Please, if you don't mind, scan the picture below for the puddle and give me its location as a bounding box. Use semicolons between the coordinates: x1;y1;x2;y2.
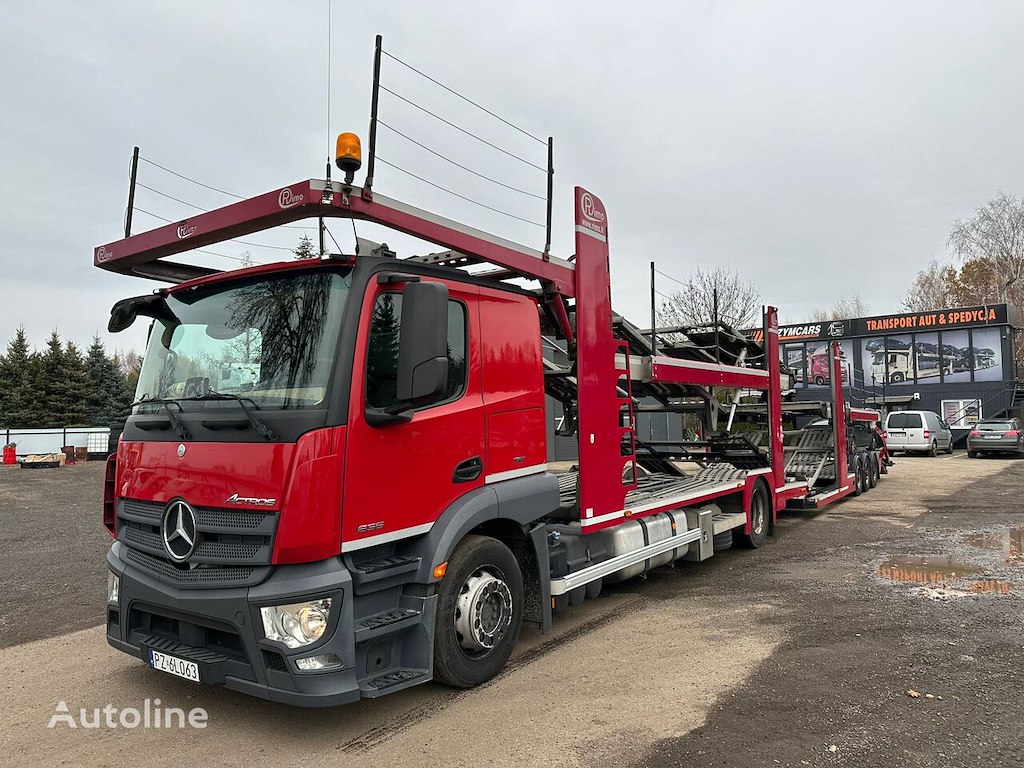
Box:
964;528;1024;566
877;556;1012;597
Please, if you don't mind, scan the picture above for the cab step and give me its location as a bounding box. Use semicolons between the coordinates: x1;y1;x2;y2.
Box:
350;555;421;594
360;667;430;697
355;608;422;643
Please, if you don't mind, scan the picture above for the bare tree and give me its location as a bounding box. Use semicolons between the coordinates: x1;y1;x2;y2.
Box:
809;295;870;321
657;265;761;330
948;191;1024;301
902;259;962;312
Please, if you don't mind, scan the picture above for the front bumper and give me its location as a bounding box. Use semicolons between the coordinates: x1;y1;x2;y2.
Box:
106;542;361;707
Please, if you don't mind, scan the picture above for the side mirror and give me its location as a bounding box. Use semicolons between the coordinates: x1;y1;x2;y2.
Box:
394;281;449;405
108;300;138;333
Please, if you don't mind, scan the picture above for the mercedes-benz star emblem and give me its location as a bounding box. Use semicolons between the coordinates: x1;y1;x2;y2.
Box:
161;500;198;562
177;444;186;459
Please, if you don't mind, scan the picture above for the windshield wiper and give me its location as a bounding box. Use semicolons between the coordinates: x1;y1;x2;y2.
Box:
131;397;192;440
183;393;278;441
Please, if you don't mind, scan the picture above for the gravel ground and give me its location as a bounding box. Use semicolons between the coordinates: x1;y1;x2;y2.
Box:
0;452;1021;767
0;462;110;647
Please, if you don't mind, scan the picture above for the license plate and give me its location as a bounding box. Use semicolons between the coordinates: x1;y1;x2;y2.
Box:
985;434;1002;440
149;650;200;682
889;431;906;436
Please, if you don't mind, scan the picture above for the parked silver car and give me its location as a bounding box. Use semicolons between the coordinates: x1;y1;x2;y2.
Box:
967;418;1024;458
883;410;953;456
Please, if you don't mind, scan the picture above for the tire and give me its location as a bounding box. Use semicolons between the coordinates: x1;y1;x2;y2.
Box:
928;440;937;457
433;535;524;688
739;483;770;549
813;375;826;386
967;450;977;459
852;456;863;496
945;442;954;455
891;372;906;383
868;454;879;488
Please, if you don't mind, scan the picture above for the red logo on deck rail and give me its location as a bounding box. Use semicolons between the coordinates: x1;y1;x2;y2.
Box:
278;188;304;209
96;246;113;262
176;222;197;240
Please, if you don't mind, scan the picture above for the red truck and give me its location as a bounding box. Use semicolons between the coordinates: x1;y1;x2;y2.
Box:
96;134;885;706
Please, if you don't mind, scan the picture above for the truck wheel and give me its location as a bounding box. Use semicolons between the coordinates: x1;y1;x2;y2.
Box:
813;375;826;386
433;535;524;688
852;456;863;496
928;440;937;457
739;484;770;549
860;455;871;492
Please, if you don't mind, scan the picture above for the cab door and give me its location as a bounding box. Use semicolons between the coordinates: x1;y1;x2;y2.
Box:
341;277;484;552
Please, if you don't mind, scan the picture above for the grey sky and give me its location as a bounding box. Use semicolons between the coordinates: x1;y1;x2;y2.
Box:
2;1;1023;357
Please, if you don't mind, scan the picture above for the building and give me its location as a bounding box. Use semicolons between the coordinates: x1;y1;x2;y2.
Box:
751;303;1020;434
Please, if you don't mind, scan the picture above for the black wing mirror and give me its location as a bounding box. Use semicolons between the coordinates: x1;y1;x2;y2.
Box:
394;281;449;404
108;294;179;333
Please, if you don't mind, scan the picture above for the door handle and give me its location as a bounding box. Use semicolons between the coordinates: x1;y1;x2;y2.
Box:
453;456;483;483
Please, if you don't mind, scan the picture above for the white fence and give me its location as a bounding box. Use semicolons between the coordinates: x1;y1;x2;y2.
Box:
2;427;111;457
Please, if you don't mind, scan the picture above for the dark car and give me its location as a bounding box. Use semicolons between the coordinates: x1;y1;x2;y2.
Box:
967;418;1024;458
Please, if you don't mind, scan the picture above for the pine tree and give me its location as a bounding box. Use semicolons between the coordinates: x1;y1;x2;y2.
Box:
294;234;318;260
0;327;36;428
61;341;92;425
86;337;134;426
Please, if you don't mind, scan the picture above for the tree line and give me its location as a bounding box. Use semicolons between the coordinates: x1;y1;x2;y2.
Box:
0;329;139;430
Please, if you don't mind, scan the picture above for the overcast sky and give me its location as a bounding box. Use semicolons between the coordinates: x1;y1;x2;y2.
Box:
3;1;1024;356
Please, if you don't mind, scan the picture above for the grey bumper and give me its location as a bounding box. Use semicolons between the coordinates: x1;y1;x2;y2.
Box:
106;542;361;707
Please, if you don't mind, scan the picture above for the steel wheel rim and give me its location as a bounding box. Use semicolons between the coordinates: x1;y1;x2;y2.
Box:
454;566;513;656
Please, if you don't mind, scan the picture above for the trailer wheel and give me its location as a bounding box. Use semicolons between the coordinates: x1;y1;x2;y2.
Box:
739;484;770;549
433;535;524;688
867;454;879;488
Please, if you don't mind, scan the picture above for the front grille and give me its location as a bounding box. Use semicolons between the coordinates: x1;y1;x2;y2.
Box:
117;498;277;579
124;547;267;588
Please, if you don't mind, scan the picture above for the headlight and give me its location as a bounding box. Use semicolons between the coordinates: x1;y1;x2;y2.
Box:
260;599;332;648
107;571;120;604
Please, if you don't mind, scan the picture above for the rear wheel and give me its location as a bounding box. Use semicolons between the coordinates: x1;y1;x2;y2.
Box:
867;454;879;488
433;535;524;688
928;440;937;457
739;484;770;549
852;456;864;496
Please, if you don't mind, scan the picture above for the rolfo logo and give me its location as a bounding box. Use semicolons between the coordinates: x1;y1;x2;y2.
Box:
176;222;198;240
580;192;605;223
278;187;304;208
48;699;208;729
96;246;114;262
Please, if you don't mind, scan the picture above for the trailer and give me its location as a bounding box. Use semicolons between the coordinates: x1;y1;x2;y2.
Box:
94;131;888;706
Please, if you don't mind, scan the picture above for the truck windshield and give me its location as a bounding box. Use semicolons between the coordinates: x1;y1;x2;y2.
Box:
134;268;350;410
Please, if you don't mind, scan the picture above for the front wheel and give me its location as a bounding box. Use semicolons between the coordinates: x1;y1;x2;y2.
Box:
967;450;977;459
739;484;770;548
433;535;524;688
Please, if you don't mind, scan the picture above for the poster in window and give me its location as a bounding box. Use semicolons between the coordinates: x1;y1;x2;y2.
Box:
970;327;1003;382
803;341;853;389
914;332;941;385
884;335;913;385
784;344;806;386
941;329;972;384
862;337;886;388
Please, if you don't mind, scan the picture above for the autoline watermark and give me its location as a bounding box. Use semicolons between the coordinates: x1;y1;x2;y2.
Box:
48;699;208;729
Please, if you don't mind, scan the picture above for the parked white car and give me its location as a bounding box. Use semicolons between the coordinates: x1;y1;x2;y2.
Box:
884;410;953;456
